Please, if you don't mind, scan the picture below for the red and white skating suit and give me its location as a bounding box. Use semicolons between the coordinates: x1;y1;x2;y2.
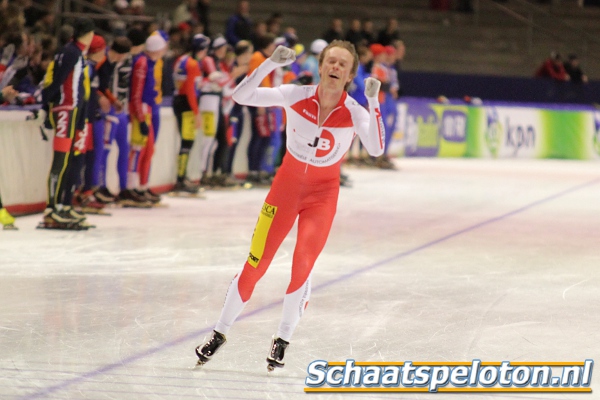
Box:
214;58;385;341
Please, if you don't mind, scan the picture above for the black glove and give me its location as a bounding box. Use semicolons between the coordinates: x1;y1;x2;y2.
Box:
139;121;149;136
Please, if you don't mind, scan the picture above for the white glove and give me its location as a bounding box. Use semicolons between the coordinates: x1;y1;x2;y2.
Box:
364;77;381;99
208;71;225;82
1;44;14;65
270;45;296;65
11;56;28;70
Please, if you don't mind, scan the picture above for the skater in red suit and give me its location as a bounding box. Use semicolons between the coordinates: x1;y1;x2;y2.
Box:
195;40;385;370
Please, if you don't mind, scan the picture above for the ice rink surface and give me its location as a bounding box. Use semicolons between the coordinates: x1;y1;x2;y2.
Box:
1;158;599;400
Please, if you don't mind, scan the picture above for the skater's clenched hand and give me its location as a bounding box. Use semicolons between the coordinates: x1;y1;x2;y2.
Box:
364;77;381;99
270;46;295;65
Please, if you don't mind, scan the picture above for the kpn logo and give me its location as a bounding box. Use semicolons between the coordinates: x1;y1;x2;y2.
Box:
485;107;502;157
593;111;600;156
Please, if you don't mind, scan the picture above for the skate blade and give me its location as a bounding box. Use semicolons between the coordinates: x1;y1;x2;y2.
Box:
151;202;168;208
266;360;284;371
81;207;111;216
119;202;152;209
3;224;18;230
37;222;90;231
195;359;207;367
167;191;206;199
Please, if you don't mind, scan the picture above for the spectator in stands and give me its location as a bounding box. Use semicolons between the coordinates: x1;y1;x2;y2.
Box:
226;0;252;45
129;0;146;20
563;54;588;84
114;0;130;15
360;17;375;46
345;18;364;48
535;52;569;81
82;0;113;33
172;0;200;27
30;11;55;36
267;12;283;36
8;48;51;103
23;0;47;28
0;2;25;32
322;18;343;43
197;0;211;36
0;32;30;90
250;19;267;49
377;18;400;46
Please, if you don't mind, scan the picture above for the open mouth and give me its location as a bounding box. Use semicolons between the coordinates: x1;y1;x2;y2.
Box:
328;72;339;79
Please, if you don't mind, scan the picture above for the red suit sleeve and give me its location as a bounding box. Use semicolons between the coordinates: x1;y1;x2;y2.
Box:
130;56;147;121
185;58;201;115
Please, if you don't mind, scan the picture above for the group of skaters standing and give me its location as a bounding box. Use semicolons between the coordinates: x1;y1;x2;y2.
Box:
38;18;169;230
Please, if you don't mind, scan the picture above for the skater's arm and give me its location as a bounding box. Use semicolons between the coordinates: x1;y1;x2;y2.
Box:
232;46;296;107
185;59;201;115
129;56;147;121
354;78;385;157
232;59;285;107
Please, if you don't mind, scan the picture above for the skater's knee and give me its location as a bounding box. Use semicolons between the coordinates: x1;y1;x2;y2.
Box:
238;263;268;301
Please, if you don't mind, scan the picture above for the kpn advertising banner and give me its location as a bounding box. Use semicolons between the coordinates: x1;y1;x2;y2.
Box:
466;106;545;159
466;106;600;160
404;99;468;158
402;98;600;160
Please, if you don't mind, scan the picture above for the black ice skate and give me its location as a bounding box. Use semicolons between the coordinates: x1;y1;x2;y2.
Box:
140;189;161;204
195;330;226;366
173;180;201;194
266;336;289;371
37;208;90;230
118;189;152;208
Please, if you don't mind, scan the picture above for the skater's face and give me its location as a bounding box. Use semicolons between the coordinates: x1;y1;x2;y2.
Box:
318;46;355;92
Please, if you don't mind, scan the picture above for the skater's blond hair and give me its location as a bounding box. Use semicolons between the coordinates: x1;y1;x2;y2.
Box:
318;40;359;91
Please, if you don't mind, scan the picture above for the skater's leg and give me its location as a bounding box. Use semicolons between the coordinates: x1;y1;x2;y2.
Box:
127;116;150;190
276;188;338;342
212;112;229;176
47;109;78;209
214;188;300;335
115;112;130;191
174;96;197;183
225;109;243;175
139;123;155;188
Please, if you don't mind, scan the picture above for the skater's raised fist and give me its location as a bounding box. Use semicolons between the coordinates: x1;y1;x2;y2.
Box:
270;46;296;65
364;77;381;99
